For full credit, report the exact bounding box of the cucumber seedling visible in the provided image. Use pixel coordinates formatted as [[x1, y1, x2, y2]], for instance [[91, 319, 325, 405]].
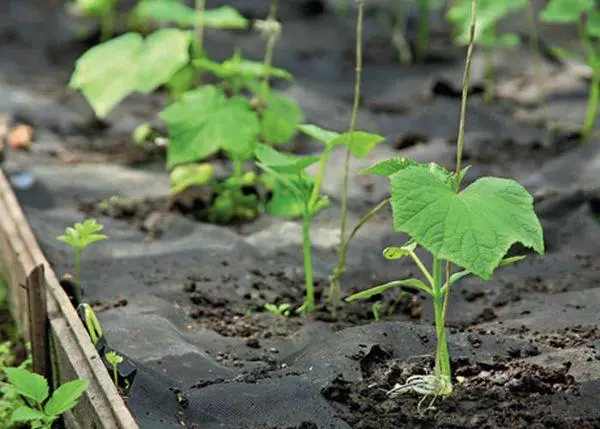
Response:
[[4, 367, 88, 429], [264, 303, 291, 317], [57, 219, 108, 303], [539, 0, 600, 143], [105, 351, 123, 389], [347, 0, 545, 401]]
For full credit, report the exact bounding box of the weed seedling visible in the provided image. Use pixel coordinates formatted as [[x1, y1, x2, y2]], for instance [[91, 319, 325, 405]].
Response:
[[3, 368, 88, 429], [372, 301, 382, 321], [57, 219, 108, 303], [105, 351, 123, 389], [347, 0, 544, 399], [539, 0, 600, 142], [264, 303, 291, 317]]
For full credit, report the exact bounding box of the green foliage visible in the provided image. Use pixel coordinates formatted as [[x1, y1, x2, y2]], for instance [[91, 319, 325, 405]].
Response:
[[160, 85, 260, 167], [133, 1, 248, 29], [169, 163, 214, 194], [70, 29, 191, 118], [264, 303, 291, 317], [105, 351, 123, 388], [261, 92, 303, 145], [57, 219, 108, 252], [1, 367, 88, 429], [297, 124, 385, 158], [390, 164, 543, 279], [372, 301, 382, 321], [72, 0, 115, 18], [539, 0, 594, 22], [447, 0, 526, 47]]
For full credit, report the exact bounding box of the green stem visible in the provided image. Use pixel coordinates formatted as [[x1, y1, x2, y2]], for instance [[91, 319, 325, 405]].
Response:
[[582, 67, 600, 143], [261, 0, 280, 105], [308, 146, 332, 211], [195, 0, 206, 55], [455, 0, 477, 190], [416, 0, 430, 62], [113, 364, 118, 388], [100, 10, 115, 42], [483, 46, 495, 103], [329, 198, 391, 307], [233, 158, 244, 179], [335, 0, 364, 304], [75, 250, 81, 303], [408, 250, 434, 286], [432, 258, 451, 383], [301, 212, 315, 313], [525, 0, 548, 124]]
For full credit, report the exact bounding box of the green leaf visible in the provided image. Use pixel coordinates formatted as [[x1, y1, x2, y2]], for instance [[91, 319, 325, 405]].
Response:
[[57, 219, 108, 251], [266, 181, 305, 217], [133, 0, 196, 26], [262, 93, 303, 145], [359, 157, 422, 176], [5, 368, 49, 404], [390, 166, 544, 279], [346, 278, 433, 302], [10, 406, 46, 423], [161, 86, 260, 167], [588, 9, 600, 38], [540, 0, 594, 23], [382, 242, 417, 260], [297, 124, 340, 144], [44, 379, 89, 417], [133, 2, 247, 29], [254, 144, 320, 174], [74, 0, 115, 17], [70, 30, 191, 118], [201, 6, 248, 29], [194, 56, 292, 82], [330, 131, 386, 158], [170, 163, 214, 194], [448, 0, 527, 45]]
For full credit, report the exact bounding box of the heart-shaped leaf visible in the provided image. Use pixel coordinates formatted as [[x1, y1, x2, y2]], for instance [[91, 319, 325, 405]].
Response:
[[390, 166, 544, 279], [70, 29, 191, 118]]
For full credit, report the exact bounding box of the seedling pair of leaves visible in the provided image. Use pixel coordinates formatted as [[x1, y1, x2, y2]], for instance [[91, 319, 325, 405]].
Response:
[[3, 367, 88, 429], [539, 0, 600, 143], [346, 157, 544, 396]]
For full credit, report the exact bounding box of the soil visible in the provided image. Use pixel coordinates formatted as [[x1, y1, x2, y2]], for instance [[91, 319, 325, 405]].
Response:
[[2, 1, 600, 428]]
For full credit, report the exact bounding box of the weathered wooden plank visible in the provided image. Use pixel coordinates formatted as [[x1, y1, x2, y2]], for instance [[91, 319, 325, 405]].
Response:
[[0, 170, 138, 429]]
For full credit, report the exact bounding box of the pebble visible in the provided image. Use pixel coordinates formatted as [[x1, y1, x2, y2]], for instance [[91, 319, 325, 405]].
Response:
[[246, 338, 261, 349], [8, 124, 34, 150]]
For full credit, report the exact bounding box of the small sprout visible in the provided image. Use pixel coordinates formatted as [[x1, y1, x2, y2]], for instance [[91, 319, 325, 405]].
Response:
[[105, 351, 123, 389], [57, 219, 108, 303], [372, 301, 382, 321], [264, 303, 291, 317]]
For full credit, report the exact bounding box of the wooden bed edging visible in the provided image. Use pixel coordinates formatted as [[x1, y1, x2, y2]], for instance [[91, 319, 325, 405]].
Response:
[[0, 170, 139, 429]]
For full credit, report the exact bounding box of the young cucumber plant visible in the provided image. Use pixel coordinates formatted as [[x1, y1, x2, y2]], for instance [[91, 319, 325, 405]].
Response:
[[447, 0, 527, 102], [57, 219, 108, 304], [539, 0, 600, 143], [347, 0, 545, 400], [3, 367, 88, 429], [105, 351, 123, 389]]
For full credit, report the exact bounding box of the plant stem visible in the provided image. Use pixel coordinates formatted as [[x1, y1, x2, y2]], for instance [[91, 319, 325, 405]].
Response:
[[195, 0, 206, 55], [432, 257, 451, 383], [416, 0, 430, 62], [261, 0, 280, 104], [75, 250, 81, 303], [332, 0, 364, 307], [329, 198, 390, 306], [113, 364, 118, 388], [233, 158, 244, 179], [582, 67, 600, 143], [454, 0, 477, 190], [525, 0, 547, 124], [301, 212, 315, 313]]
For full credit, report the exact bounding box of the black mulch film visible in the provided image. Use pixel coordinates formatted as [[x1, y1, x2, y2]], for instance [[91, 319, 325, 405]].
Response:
[[1, 1, 600, 428]]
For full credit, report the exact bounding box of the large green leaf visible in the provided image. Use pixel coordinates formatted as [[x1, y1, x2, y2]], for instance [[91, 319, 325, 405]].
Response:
[[160, 86, 260, 167], [44, 379, 89, 417], [10, 406, 45, 423], [262, 92, 303, 145], [70, 29, 191, 118], [5, 368, 49, 404], [134, 2, 248, 29], [390, 166, 544, 279], [539, 0, 594, 23]]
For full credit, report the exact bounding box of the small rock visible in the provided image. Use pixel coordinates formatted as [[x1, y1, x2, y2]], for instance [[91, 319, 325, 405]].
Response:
[[8, 124, 34, 150], [269, 347, 279, 354], [183, 278, 196, 293], [246, 338, 261, 349], [523, 343, 540, 357]]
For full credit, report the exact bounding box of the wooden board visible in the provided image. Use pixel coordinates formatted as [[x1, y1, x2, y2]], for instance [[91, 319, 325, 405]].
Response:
[[0, 170, 139, 429]]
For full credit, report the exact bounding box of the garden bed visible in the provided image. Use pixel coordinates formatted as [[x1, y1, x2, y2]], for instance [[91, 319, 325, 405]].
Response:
[[2, 0, 600, 428]]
